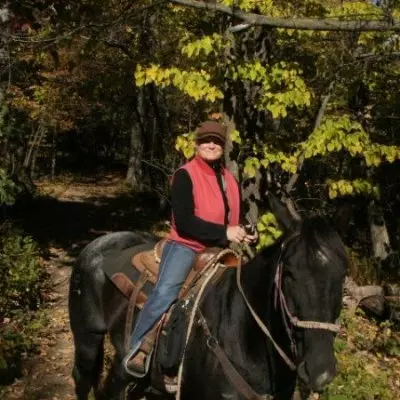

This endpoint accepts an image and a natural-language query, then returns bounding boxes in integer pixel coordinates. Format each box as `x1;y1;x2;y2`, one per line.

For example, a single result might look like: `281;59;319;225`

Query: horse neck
239;245;294;355
229;245;296;394
239;246;279;323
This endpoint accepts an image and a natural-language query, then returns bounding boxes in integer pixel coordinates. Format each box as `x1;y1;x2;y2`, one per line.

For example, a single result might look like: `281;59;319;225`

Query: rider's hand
244;230;258;244
243;224;258;243
226;225;247;243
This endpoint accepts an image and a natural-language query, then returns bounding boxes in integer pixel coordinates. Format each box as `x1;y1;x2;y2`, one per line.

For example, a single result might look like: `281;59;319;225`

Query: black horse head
268;192;348;392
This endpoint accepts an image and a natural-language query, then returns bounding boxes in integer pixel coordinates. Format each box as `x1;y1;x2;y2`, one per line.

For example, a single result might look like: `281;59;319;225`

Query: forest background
0;1;400;399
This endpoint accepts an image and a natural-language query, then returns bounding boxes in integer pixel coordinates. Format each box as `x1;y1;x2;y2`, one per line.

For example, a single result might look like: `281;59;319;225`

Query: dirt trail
4;174;164;400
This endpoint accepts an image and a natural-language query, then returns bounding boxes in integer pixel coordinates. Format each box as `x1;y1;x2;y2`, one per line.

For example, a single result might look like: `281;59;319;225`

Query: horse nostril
298;363;335;391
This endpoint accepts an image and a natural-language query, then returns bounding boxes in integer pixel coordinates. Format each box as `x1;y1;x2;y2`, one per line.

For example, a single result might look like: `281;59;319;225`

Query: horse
68;194;348;400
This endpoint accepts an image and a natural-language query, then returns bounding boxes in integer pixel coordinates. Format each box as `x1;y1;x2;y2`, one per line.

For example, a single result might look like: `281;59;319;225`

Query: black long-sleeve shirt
171;167;244;248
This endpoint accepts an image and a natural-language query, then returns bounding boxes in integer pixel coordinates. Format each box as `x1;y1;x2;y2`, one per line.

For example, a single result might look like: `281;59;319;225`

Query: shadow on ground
10;174;170;259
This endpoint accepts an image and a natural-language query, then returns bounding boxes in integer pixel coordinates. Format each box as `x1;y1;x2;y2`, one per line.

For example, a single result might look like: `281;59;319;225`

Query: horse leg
102;355;138;400
72;331;105;400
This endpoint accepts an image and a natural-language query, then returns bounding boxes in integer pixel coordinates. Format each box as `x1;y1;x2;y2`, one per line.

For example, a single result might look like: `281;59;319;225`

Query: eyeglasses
196;137;225;146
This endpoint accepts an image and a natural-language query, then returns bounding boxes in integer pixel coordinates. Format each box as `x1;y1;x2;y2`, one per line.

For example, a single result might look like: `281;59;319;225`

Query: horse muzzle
297;358;337;392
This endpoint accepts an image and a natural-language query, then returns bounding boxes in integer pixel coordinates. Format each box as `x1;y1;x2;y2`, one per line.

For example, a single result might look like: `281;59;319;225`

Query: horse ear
267;191;300;232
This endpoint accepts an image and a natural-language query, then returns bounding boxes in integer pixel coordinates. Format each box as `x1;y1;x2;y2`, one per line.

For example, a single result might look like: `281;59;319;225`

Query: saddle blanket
101;241;156;299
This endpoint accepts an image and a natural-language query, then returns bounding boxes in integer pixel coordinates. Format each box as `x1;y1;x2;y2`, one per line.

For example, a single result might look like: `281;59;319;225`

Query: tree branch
168;0;400;32
285;79;335;195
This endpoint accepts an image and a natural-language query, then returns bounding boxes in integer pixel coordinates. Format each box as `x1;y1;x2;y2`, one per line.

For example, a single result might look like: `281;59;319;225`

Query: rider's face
196;136;224;162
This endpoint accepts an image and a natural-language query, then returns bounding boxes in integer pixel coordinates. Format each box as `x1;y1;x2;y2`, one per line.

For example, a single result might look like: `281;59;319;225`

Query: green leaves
243;157;260;178
231;129;242;145
256;212;283;249
327;179;380;199
181;33;226;58
0;169;21;207
226;61;311;118
135;65;223;102
301;115;400;166
175;132;196;159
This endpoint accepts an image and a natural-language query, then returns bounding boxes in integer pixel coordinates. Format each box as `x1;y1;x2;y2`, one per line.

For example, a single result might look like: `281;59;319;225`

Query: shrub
0;169;21;207
0;225;46;314
0;310;48;384
373;321;400;358
0;224;48;383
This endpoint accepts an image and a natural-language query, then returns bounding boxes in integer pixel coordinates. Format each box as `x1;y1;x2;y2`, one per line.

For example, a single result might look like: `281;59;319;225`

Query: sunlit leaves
327;179;380;199
256;212;283;248
243;157;261;178
175;132;196;159
135;65;223;102
328;1;383;20
181;33;227;58
226;61;311;118
231;129;242;145
303;115;400;166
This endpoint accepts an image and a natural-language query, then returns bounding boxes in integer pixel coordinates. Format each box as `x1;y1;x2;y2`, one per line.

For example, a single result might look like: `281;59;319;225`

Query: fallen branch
343;277;400;321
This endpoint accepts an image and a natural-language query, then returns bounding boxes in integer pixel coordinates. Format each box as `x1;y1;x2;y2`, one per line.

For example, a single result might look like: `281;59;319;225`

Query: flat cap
196;121;227;143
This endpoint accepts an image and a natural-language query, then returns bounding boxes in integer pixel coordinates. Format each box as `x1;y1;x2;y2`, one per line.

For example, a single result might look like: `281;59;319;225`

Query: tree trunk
223;113;239;180
242;170;261;224
51;127;57;181
368;201;392;260
27;124;45;179
126;87;144;190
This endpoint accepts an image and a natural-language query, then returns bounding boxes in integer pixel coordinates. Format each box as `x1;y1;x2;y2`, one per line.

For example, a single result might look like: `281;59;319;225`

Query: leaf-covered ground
1;174;399;399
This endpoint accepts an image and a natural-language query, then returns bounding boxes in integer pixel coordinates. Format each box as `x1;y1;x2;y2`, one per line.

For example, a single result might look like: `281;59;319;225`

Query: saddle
112;239;238;302
110;239;240;391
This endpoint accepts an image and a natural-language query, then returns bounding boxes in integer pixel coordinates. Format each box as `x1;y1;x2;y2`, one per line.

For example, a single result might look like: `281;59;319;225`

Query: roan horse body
69;195;348;400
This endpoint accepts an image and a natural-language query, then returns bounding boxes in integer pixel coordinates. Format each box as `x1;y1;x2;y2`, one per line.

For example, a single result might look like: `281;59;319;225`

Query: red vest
168;156;240;252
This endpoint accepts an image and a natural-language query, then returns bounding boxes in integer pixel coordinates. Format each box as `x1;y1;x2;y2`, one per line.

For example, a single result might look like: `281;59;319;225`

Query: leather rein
198;236;341;400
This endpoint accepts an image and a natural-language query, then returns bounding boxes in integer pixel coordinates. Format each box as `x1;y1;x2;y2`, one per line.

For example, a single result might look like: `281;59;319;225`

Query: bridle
235;232;341;372
272;233;341;366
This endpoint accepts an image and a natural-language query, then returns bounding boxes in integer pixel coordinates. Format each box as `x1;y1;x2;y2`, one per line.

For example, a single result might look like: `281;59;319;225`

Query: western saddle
111;239;240;385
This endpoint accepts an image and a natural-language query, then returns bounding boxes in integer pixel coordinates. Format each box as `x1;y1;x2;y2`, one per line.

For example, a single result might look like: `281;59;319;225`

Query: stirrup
123;342;153;378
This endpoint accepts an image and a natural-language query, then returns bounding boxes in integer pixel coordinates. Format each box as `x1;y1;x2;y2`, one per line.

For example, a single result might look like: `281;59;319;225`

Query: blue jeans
129;240;196;347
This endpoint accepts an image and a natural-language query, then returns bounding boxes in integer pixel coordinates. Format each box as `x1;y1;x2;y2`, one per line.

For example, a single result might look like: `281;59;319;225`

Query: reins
235;248;297;371
237;235;341;372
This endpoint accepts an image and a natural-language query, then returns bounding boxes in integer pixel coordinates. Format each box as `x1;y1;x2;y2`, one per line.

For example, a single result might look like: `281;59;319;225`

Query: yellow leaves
256;212;283;249
267;103;287;118
227;61;312;118
300;115;400;167
327;179;380;200
243;157;260;178
181;33;226;58
231;129;242;145
135;65;223;103
328;1;383;20
175;132;196;160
